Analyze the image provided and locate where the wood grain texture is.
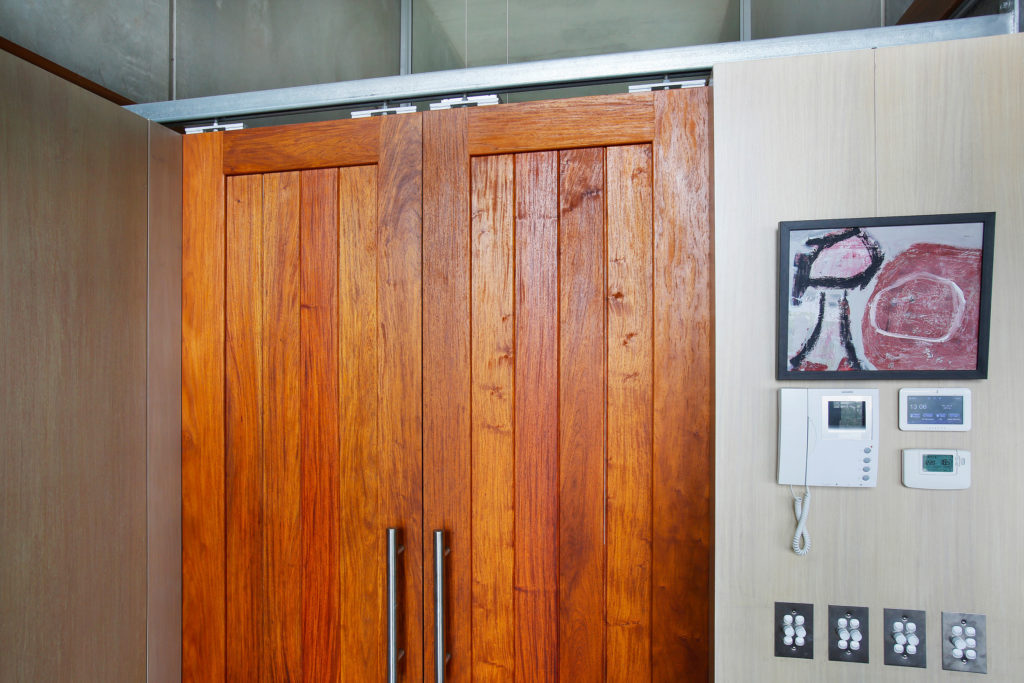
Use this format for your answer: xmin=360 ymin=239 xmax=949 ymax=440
xmin=469 ymin=94 xmax=654 ymax=155
xmin=147 ymin=121 xmax=183 ymax=683
xmin=713 ymin=51 xmax=877 ymax=683
xmin=336 ymin=164 xmax=384 ymax=682
xmin=513 ymin=151 xmax=560 ymax=683
xmin=224 ymin=118 xmax=380 ymax=175
xmin=557 ymin=147 xmax=607 ymax=681
xmin=652 ymin=88 xmax=713 ymax=682
xmin=470 ymin=154 xmax=516 ymax=682
xmin=1 ymin=51 xmax=148 ymax=681
xmin=261 ymin=172 xmax=302 ymax=681
xmin=0 ymin=35 xmax=134 ymax=105
xmin=605 ymin=144 xmax=654 ymax=683
xmin=225 ymin=174 xmax=264 ymax=683
xmin=182 ymin=132 xmax=226 ymax=683
xmin=872 ymin=34 xmax=1024 ymax=682
xmin=377 ymin=113 xmax=424 ymax=683
xmin=422 ymin=107 xmax=472 ymax=682
xmin=300 ymin=168 xmax=341 ymax=683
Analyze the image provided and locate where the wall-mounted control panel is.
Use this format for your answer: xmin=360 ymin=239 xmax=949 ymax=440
xmin=883 ymin=608 xmax=926 ymax=668
xmin=775 ymin=602 xmax=814 ymax=659
xmin=899 ymin=387 xmax=971 ymax=431
xmin=778 ymin=388 xmax=879 ymax=487
xmin=942 ymin=611 xmax=987 ymax=674
xmin=903 ymin=449 xmax=971 ymax=489
xmin=828 ymin=605 xmax=868 ymax=664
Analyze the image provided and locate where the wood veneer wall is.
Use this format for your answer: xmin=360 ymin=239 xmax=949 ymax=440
xmin=0 ymin=49 xmax=181 ymax=682
xmin=713 ymin=33 xmax=1024 ymax=681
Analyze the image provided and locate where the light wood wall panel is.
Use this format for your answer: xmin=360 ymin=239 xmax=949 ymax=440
xmin=713 ymin=33 xmax=1024 ymax=681
xmin=874 ymin=33 xmax=1024 ymax=680
xmin=147 ymin=121 xmax=183 ymax=683
xmin=0 ymin=49 xmax=149 ymax=682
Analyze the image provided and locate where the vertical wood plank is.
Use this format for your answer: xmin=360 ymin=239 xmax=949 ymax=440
xmin=470 ymin=154 xmax=516 ymax=682
xmin=337 ymin=165 xmax=383 ymax=682
xmin=225 ymin=173 xmax=264 ymax=683
xmin=301 ymin=168 xmax=341 ymax=683
xmin=605 ymin=144 xmax=654 ymax=682
xmin=652 ymin=88 xmax=714 ymax=682
xmin=557 ymin=147 xmax=607 ymax=682
xmin=378 ymin=114 xmax=424 ymax=683
xmin=422 ymin=108 xmax=472 ymax=682
xmin=261 ymin=171 xmax=302 ymax=681
xmin=514 ymin=151 xmax=559 ymax=683
xmin=182 ymin=132 xmax=226 ymax=683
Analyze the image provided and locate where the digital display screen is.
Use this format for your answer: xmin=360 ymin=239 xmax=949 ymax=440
xmin=923 ymin=453 xmax=955 ymax=473
xmin=827 ymin=400 xmax=866 ymax=429
xmin=906 ymin=395 xmax=964 ymax=425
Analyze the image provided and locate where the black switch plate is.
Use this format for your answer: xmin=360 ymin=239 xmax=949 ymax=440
xmin=775 ymin=601 xmax=814 ymax=659
xmin=828 ymin=604 xmax=869 ymax=663
xmin=883 ymin=608 xmax=927 ymax=668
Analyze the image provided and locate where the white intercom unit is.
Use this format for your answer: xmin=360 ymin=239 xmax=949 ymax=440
xmin=778 ymin=388 xmax=879 ymax=487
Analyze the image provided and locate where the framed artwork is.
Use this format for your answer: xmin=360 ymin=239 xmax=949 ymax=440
xmin=777 ymin=212 xmax=995 ymax=380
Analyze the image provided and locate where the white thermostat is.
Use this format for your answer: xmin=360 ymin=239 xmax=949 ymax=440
xmin=899 ymin=387 xmax=971 ymax=432
xmin=902 ymin=449 xmax=971 ymax=489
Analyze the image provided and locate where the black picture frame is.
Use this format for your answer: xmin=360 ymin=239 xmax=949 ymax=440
xmin=777 ymin=212 xmax=995 ymax=380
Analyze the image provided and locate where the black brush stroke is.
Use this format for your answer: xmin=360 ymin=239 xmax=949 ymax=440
xmin=792 ymin=228 xmax=885 ymax=298
xmin=789 ymin=291 xmax=826 ymax=370
xmin=838 ymin=291 xmax=862 ymax=370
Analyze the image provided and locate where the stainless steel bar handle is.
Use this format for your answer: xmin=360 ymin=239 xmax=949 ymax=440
xmin=434 ymin=529 xmax=450 ymax=683
xmin=387 ymin=528 xmax=404 ymax=683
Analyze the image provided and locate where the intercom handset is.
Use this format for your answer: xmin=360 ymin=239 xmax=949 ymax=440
xmin=778 ymin=388 xmax=880 ymax=487
xmin=778 ymin=387 xmax=880 ymax=556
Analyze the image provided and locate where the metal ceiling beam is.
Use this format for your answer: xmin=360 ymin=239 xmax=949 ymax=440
xmin=125 ymin=14 xmax=1013 ymax=125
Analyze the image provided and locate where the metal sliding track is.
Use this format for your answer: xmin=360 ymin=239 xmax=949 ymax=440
xmin=126 ymin=14 xmax=1013 ymax=126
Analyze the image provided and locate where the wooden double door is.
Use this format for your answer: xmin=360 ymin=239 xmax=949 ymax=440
xmin=182 ymin=89 xmax=712 ymax=682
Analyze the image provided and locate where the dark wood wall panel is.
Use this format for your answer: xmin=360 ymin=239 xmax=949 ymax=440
xmin=261 ymin=172 xmax=303 ymax=681
xmin=470 ymin=154 xmax=517 ymax=682
xmin=468 ymin=94 xmax=655 ymax=155
xmin=422 ymin=107 xmax=473 ymax=682
xmin=651 ymin=88 xmax=714 ymax=682
xmin=225 ymin=174 xmax=265 ymax=683
xmin=557 ymin=147 xmax=607 ymax=681
xmin=376 ymin=114 xmax=425 ymax=683
xmin=299 ymin=168 xmax=342 ymax=683
xmin=513 ymin=151 xmax=561 ymax=683
xmin=224 ymin=118 xmax=380 ymax=175
xmin=336 ymin=165 xmax=384 ymax=682
xmin=182 ymin=132 xmax=227 ymax=683
xmin=605 ymin=144 xmax=655 ymax=683
xmin=186 ymin=89 xmax=712 ymax=682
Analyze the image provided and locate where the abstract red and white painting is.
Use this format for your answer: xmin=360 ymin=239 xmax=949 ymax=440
xmin=779 ymin=214 xmax=993 ymax=378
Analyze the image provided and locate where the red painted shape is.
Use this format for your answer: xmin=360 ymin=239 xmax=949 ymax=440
xmin=862 ymin=243 xmax=982 ymax=371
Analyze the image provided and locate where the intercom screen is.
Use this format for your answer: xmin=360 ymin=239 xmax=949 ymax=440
xmin=827 ymin=400 xmax=866 ymax=429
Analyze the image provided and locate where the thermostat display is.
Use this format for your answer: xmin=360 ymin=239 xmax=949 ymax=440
xmin=902 ymin=449 xmax=970 ymax=489
xmin=922 ymin=453 xmax=954 ymax=473
xmin=899 ymin=388 xmax=971 ymax=432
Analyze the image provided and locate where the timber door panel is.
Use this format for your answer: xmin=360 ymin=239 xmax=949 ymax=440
xmin=183 ymin=116 xmax=423 ymax=683
xmin=423 ymin=89 xmax=713 ymax=682
xmin=184 ymin=89 xmax=710 ymax=683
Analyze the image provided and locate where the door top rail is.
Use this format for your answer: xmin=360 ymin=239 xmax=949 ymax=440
xmin=126 ymin=14 xmax=1012 ymax=126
